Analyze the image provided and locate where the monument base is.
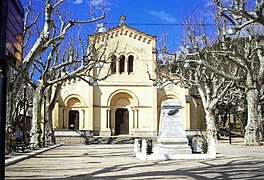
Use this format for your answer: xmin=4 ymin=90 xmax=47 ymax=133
xmin=153 ymin=143 xmax=192 ymax=155
xmin=134 ymin=138 xmax=216 ymax=160
xmin=156 ymin=137 xmax=189 ymax=144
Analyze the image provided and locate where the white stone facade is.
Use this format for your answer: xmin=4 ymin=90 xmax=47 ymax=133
xmin=52 ymin=21 xmax=205 ymax=137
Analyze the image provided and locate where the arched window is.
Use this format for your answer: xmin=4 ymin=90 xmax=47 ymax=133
xmin=128 ymin=55 xmax=134 ymax=74
xmin=110 ymin=55 xmax=116 ymax=73
xmin=119 ymin=55 xmax=125 ymax=73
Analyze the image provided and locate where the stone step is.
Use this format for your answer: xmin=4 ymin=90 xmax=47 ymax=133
xmin=54 ymin=130 xmax=157 ymax=144
xmin=87 ymin=136 xmax=157 ymax=145
xmin=87 ymin=136 xmax=135 ymax=144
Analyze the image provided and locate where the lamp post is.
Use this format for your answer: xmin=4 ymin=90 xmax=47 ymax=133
xmin=42 ymin=95 xmax=46 ymax=147
xmin=22 ymin=84 xmax=26 ymax=143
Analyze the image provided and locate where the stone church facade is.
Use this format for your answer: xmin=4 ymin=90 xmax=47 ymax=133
xmin=52 ymin=17 xmax=205 ymax=138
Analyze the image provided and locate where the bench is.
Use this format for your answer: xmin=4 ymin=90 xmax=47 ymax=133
xmin=43 ymin=140 xmax=51 ymax=146
xmin=11 ymin=143 xmax=27 ymax=152
xmin=11 ymin=142 xmax=36 ymax=152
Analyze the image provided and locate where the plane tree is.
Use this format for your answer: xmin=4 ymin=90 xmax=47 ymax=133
xmin=212 ymin=0 xmax=264 ymax=145
xmin=161 ymin=0 xmax=264 ymax=145
xmin=29 ymin=37 xmax=112 ymax=146
xmin=161 ymin=0 xmax=264 ymax=146
xmin=158 ymin=21 xmax=236 ymax=153
xmin=6 ymin=0 xmax=106 ymax=149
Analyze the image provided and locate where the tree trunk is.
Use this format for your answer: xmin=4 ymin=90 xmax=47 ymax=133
xmin=244 ymin=88 xmax=261 ymax=145
xmin=196 ymin=83 xmax=217 ymax=154
xmin=5 ymin=90 xmax=15 ymax=155
xmin=30 ymin=86 xmax=44 ymax=147
xmin=258 ymin=104 xmax=264 ymax=141
xmin=5 ymin=84 xmax=21 ymax=154
xmin=45 ymin=105 xmax=55 ymax=144
xmin=204 ymin=108 xmax=217 ymax=156
xmin=205 ymin=109 xmax=217 ymax=136
xmin=46 ymin=108 xmax=52 ymax=143
xmin=45 ymin=83 xmax=62 ymax=145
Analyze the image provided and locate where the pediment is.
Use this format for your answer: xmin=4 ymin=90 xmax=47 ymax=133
xmin=89 ymin=25 xmax=156 ymax=45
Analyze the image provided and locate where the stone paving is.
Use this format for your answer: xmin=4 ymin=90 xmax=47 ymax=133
xmin=5 ymin=139 xmax=264 ymax=179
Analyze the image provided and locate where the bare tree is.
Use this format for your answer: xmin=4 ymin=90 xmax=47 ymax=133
xmin=214 ymin=0 xmax=264 ymax=29
xmin=159 ymin=24 xmax=235 ymax=152
xmin=5 ymin=80 xmax=32 ymax=154
xmin=45 ymin=82 xmax=62 ymax=145
xmin=161 ymin=0 xmax=264 ymax=146
xmin=28 ymin=31 xmax=115 ymax=147
xmin=6 ymin=0 xmax=106 ymax=149
xmin=181 ymin=22 xmax=263 ymax=146
xmin=216 ymin=84 xmax=246 ymax=133
xmin=212 ymin=0 xmax=264 ymax=145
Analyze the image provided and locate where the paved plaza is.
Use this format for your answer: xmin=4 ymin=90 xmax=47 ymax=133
xmin=5 ymin=140 xmax=264 ymax=179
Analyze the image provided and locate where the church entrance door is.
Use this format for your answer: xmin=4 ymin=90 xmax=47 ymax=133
xmin=115 ymin=108 xmax=129 ymax=135
xmin=69 ymin=110 xmax=79 ymax=130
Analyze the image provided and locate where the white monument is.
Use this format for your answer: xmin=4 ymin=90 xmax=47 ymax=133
xmin=134 ymin=99 xmax=216 ymax=160
xmin=153 ymin=99 xmax=191 ymax=155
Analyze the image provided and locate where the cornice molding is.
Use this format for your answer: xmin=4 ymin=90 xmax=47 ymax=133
xmin=89 ymin=25 xmax=156 ymax=45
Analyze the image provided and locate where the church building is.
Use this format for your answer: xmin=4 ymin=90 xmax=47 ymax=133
xmin=52 ymin=16 xmax=205 ymax=140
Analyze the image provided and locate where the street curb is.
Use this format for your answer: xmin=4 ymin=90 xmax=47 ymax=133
xmin=5 ymin=143 xmax=63 ymax=167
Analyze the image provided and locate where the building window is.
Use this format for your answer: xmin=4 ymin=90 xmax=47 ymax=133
xmin=119 ymin=55 xmax=125 ymax=73
xmin=111 ymin=55 xmax=116 ymax=73
xmin=128 ymin=55 xmax=134 ymax=74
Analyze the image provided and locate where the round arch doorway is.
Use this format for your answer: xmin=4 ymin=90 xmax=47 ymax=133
xmin=108 ymin=90 xmax=139 ymax=136
xmin=115 ymin=108 xmax=129 ymax=135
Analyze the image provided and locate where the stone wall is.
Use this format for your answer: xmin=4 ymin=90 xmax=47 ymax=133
xmin=55 ymin=135 xmax=157 ymax=145
xmin=55 ymin=136 xmax=87 ymax=144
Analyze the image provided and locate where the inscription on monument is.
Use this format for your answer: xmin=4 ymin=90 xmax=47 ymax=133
xmin=159 ymin=107 xmax=185 ymax=138
xmin=154 ymin=99 xmax=191 ymax=154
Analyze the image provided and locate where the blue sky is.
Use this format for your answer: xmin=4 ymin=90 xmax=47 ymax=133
xmin=71 ymin=0 xmax=214 ymax=52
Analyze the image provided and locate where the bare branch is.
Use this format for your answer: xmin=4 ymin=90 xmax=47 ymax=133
xmin=53 ymin=0 xmax=64 ymax=9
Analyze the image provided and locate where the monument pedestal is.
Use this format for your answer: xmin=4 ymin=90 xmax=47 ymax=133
xmin=154 ymin=137 xmax=191 ymax=155
xmin=153 ymin=143 xmax=191 ymax=155
xmin=153 ymin=99 xmax=191 ymax=157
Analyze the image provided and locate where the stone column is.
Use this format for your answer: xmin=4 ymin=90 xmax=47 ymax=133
xmin=109 ymin=110 xmax=112 ymax=128
xmin=125 ymin=57 xmax=128 ymax=74
xmin=63 ymin=109 xmax=67 ymax=129
xmin=100 ymin=109 xmax=111 ymax=136
xmin=116 ymin=60 xmax=120 ymax=73
xmin=132 ymin=109 xmax=135 ymax=128
xmin=106 ymin=109 xmax=111 ymax=128
xmin=136 ymin=109 xmax=139 ymax=128
xmin=132 ymin=109 xmax=139 ymax=128
xmin=82 ymin=109 xmax=85 ymax=129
